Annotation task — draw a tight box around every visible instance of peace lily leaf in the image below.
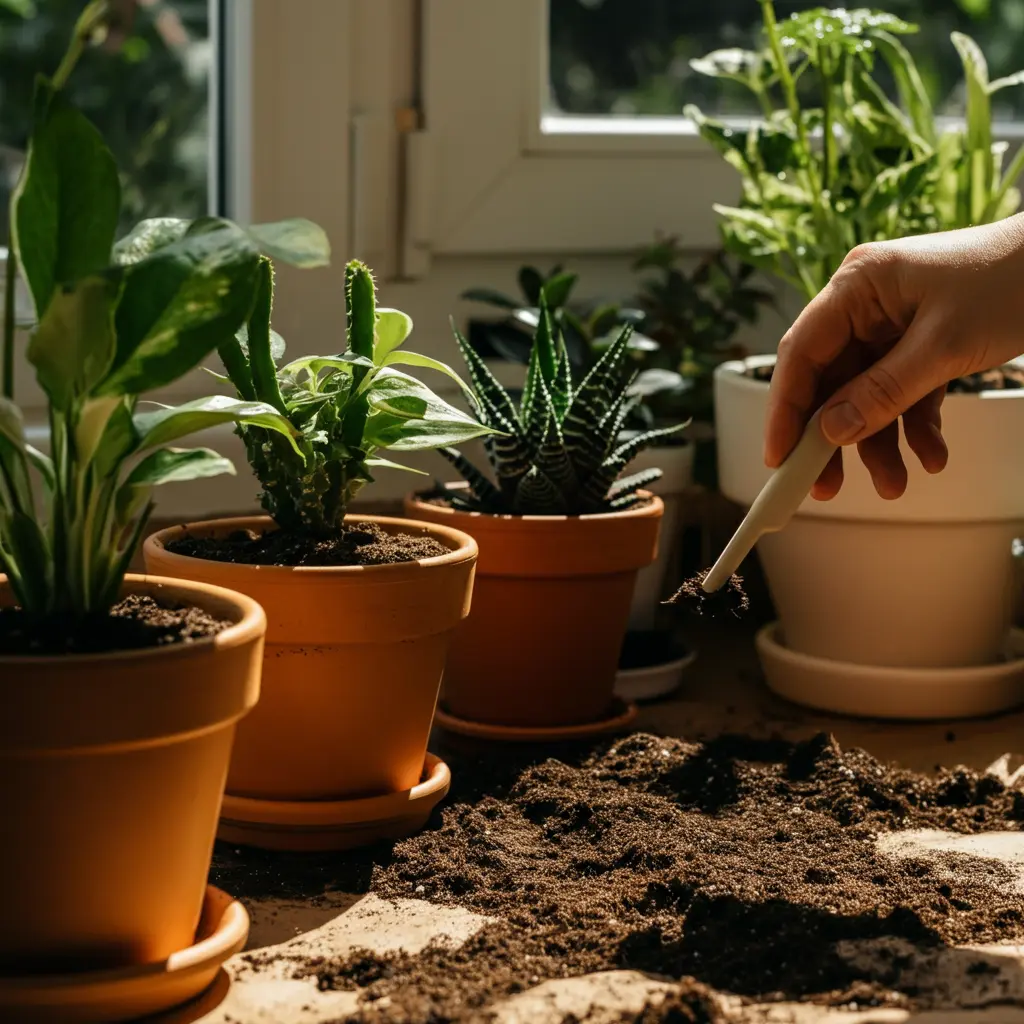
[134,395,303,454]
[374,309,413,363]
[125,447,236,488]
[28,274,121,408]
[380,350,473,397]
[246,219,331,268]
[12,85,121,319]
[112,218,190,266]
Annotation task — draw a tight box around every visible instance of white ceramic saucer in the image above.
[0,886,248,1024]
[615,650,697,703]
[756,622,1024,720]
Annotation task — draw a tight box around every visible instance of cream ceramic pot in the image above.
[624,442,694,630]
[716,355,1024,670]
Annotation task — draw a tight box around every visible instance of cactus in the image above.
[218,258,496,536]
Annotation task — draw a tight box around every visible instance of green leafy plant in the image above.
[687,2,1024,300]
[216,258,497,537]
[437,300,688,516]
[461,239,772,431]
[0,1,326,619]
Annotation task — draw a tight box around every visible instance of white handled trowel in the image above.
[701,409,837,594]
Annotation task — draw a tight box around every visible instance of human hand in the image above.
[764,214,1024,500]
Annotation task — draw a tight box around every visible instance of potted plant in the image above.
[145,259,494,850]
[462,251,770,699]
[404,300,685,737]
[0,4,326,1016]
[690,2,1024,718]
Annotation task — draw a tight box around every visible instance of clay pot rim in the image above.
[405,487,665,526]
[144,513,478,578]
[717,354,1024,402]
[0,572,266,669]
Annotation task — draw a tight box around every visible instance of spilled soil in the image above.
[0,594,230,655]
[165,520,447,567]
[215,733,1024,1022]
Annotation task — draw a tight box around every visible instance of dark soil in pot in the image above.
[746,363,1024,392]
[0,594,230,656]
[165,520,447,567]
[213,732,1024,1021]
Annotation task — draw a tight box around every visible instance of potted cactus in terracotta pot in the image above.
[0,6,325,1018]
[691,2,1024,719]
[405,300,685,739]
[145,259,495,850]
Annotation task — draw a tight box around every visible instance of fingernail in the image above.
[821,402,865,445]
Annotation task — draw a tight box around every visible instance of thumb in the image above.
[819,321,946,446]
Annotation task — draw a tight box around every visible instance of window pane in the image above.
[0,0,211,237]
[549,0,1024,120]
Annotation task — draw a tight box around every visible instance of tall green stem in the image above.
[3,0,111,404]
[2,245,15,399]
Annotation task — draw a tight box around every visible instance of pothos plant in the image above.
[0,1,326,620]
[437,299,688,516]
[215,258,497,538]
[687,2,1024,301]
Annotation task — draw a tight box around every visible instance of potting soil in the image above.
[165,520,448,567]
[0,594,230,655]
[213,732,1024,1021]
[668,571,749,620]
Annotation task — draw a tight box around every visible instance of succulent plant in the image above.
[437,299,688,516]
[217,258,496,537]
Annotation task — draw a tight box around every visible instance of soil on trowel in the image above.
[219,733,1024,1022]
[0,594,230,656]
[165,520,447,567]
[747,362,1024,392]
[667,570,749,620]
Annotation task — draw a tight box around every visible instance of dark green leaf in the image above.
[101,220,261,396]
[13,84,121,318]
[112,218,190,266]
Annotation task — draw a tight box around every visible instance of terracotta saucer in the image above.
[757,621,1024,720]
[434,697,638,742]
[218,753,451,852]
[0,885,247,1024]
[615,649,697,703]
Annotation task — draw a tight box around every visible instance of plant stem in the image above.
[1,243,15,400]
[52,0,110,90]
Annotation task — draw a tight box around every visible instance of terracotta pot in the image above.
[404,492,664,727]
[715,355,1024,712]
[0,574,263,975]
[144,515,477,801]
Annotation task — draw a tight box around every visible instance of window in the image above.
[0,0,213,239]
[405,0,1024,270]
[547,0,1024,120]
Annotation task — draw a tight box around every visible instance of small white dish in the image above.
[756,621,1024,720]
[615,650,697,703]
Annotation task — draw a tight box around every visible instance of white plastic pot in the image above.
[624,443,695,630]
[716,355,1024,689]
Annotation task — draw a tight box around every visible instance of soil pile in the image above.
[219,733,1024,1021]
